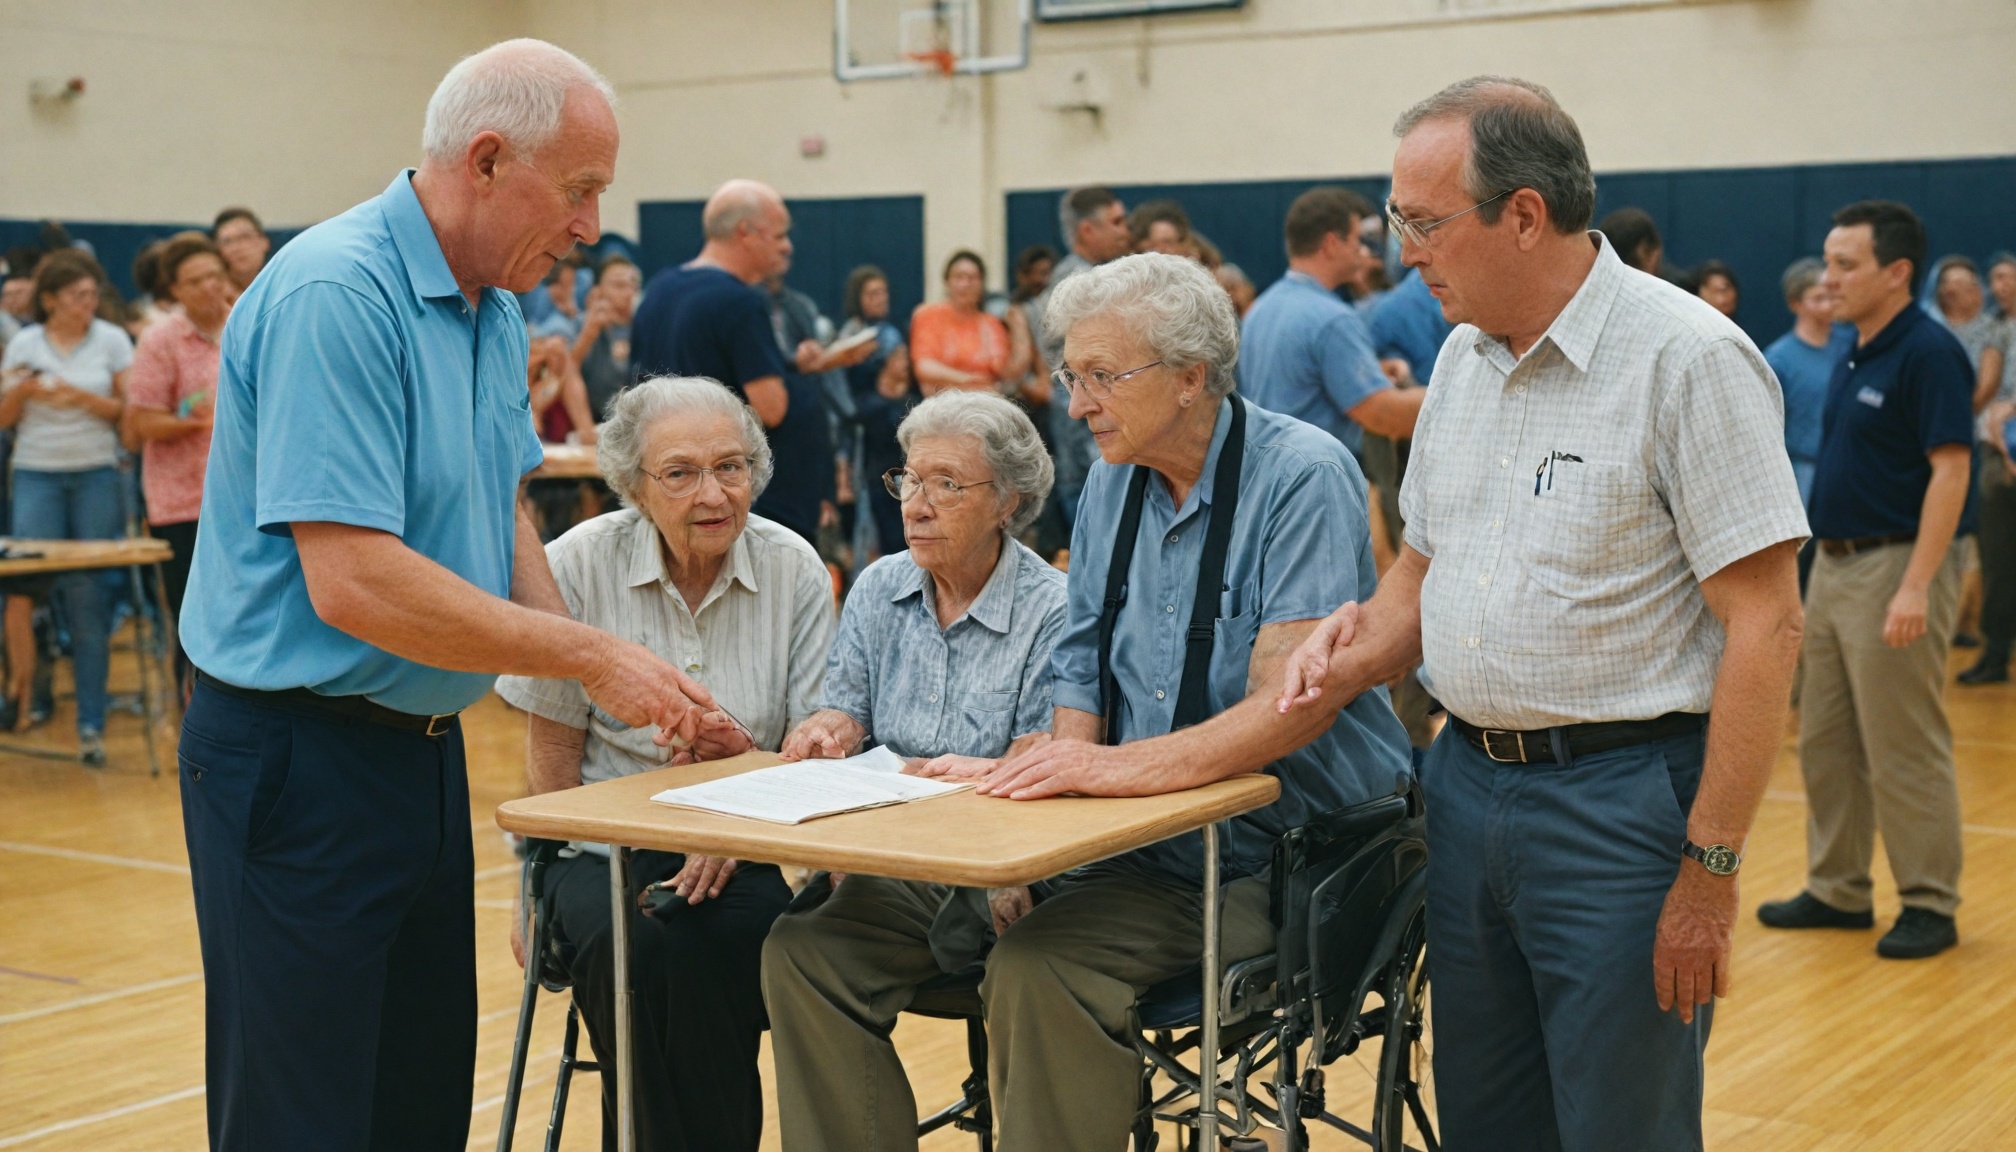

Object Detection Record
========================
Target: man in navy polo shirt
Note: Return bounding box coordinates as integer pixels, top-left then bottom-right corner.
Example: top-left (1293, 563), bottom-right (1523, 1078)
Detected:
top-left (1760, 200), bottom-right (1975, 960)
top-left (181, 42), bottom-right (722, 1151)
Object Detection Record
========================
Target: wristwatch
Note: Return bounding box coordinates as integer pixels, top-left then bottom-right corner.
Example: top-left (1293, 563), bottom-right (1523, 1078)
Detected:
top-left (1682, 839), bottom-right (1741, 877)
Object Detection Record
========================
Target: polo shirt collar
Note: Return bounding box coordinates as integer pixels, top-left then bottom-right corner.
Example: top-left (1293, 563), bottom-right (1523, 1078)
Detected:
top-left (890, 535), bottom-right (1020, 635)
top-left (1282, 269), bottom-right (1328, 293)
top-left (381, 170), bottom-right (464, 303)
top-left (1470, 231), bottom-right (1621, 375)
top-left (1855, 301), bottom-right (1925, 362)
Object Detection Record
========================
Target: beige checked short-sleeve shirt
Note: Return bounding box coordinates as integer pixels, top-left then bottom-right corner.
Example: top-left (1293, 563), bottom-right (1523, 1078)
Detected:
top-left (1399, 235), bottom-right (1809, 730)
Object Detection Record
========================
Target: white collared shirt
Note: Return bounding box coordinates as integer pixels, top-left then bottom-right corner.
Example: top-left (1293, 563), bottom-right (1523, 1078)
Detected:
top-left (495, 508), bottom-right (835, 784)
top-left (1399, 234), bottom-right (1809, 729)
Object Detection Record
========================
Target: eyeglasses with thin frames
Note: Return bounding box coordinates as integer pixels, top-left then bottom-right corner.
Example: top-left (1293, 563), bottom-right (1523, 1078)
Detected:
top-left (1051, 359), bottom-right (1165, 401)
top-left (882, 468), bottom-right (997, 508)
top-left (1385, 189), bottom-right (1514, 248)
top-left (642, 457), bottom-right (752, 500)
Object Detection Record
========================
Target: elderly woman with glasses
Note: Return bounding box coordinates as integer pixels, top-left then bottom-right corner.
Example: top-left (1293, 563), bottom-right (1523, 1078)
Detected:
top-left (761, 390), bottom-right (1071, 1146)
top-left (495, 374), bottom-right (835, 1152)
top-left (936, 252), bottom-right (1413, 1148)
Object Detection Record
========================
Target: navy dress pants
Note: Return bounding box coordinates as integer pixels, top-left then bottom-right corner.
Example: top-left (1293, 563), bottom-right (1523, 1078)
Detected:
top-left (1421, 724), bottom-right (1712, 1152)
top-left (179, 680), bottom-right (476, 1152)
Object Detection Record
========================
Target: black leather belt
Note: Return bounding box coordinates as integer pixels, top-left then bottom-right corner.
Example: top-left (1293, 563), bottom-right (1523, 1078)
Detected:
top-left (195, 669), bottom-right (460, 738)
top-left (1817, 533), bottom-right (1914, 557)
top-left (1450, 711), bottom-right (1705, 765)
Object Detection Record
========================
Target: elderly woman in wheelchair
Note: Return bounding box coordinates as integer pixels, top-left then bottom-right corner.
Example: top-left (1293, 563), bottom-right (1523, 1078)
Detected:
top-left (495, 375), bottom-right (836, 1152)
top-left (764, 254), bottom-right (1417, 1152)
top-left (761, 390), bottom-right (1069, 1140)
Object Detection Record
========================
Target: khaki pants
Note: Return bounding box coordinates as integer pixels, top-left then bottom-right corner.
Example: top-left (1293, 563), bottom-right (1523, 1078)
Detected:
top-left (762, 868), bottom-right (1272, 1151)
top-left (1798, 542), bottom-right (1964, 916)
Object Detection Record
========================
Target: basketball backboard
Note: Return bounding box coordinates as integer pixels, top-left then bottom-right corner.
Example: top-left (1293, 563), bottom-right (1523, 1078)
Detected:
top-left (833, 0), bottom-right (1032, 82)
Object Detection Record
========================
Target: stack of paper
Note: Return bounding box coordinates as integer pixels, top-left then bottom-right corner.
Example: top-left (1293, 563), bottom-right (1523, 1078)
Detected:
top-left (649, 746), bottom-right (970, 825)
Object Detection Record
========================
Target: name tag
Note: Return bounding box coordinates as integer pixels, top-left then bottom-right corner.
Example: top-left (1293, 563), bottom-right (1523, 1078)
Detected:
top-left (1856, 386), bottom-right (1885, 409)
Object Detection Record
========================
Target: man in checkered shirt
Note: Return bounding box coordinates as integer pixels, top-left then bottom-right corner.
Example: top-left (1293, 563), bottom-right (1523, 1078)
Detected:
top-left (1278, 77), bottom-right (1808, 1151)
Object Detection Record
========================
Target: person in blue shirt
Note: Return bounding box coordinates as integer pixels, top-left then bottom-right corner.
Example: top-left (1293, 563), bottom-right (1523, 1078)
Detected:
top-left (947, 254), bottom-right (1411, 1148)
top-left (177, 42), bottom-right (722, 1152)
top-left (1761, 201), bottom-right (1975, 962)
top-left (1764, 257), bottom-right (1856, 506)
top-left (1240, 187), bottom-right (1423, 460)
top-left (1370, 265), bottom-right (1455, 387)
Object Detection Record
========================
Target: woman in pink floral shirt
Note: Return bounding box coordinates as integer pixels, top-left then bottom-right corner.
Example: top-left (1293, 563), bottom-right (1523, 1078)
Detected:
top-left (123, 232), bottom-right (230, 694)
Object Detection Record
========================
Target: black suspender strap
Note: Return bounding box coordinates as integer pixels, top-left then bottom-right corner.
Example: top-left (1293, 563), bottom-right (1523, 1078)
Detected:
top-left (1096, 395), bottom-right (1248, 744)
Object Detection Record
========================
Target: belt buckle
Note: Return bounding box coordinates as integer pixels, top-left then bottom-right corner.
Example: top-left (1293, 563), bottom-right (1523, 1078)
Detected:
top-left (424, 713), bottom-right (456, 738)
top-left (1481, 729), bottom-right (1527, 763)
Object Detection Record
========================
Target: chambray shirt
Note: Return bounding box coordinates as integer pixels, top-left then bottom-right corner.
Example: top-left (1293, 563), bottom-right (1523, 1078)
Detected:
top-left (1400, 234), bottom-right (1809, 731)
top-left (1053, 398), bottom-right (1413, 888)
top-left (821, 538), bottom-right (1067, 759)
top-left (183, 171), bottom-right (544, 715)
top-left (1239, 271), bottom-right (1393, 459)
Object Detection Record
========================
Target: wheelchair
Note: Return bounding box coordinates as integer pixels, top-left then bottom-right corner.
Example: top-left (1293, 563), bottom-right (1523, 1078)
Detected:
top-left (494, 844), bottom-right (601, 1152)
top-left (906, 786), bottom-right (1434, 1151)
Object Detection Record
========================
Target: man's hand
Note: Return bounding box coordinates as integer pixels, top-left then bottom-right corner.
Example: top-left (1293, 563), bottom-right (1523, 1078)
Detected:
top-left (794, 339), bottom-right (825, 373)
top-left (576, 635), bottom-right (717, 748)
top-left (1882, 582), bottom-right (1931, 648)
top-left (975, 738), bottom-right (1163, 800)
top-left (1276, 602), bottom-right (1361, 713)
top-left (988, 886), bottom-right (1034, 935)
top-left (909, 753), bottom-right (998, 780)
top-left (668, 855), bottom-right (738, 904)
top-left (1652, 863), bottom-right (1737, 1025)
top-left (781, 710), bottom-right (866, 760)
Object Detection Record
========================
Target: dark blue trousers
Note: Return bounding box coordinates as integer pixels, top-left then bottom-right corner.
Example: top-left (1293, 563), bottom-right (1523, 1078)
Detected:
top-left (179, 680), bottom-right (476, 1152)
top-left (1421, 724), bottom-right (1712, 1152)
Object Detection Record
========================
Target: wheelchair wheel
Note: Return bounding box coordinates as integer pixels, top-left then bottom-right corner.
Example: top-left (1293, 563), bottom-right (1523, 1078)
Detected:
top-left (1373, 907), bottom-right (1436, 1152)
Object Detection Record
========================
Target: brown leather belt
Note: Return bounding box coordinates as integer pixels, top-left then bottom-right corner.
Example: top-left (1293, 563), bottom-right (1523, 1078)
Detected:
top-left (1449, 712), bottom-right (1706, 765)
top-left (1817, 533), bottom-right (1914, 557)
top-left (195, 669), bottom-right (460, 738)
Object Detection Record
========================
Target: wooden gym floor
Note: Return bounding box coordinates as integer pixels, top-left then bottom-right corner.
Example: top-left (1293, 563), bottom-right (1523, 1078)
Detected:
top-left (3, 636), bottom-right (2015, 1150)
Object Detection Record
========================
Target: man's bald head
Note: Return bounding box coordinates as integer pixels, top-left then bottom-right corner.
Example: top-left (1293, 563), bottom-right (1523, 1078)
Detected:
top-left (1392, 75), bottom-right (1595, 235)
top-left (703, 180), bottom-right (785, 240)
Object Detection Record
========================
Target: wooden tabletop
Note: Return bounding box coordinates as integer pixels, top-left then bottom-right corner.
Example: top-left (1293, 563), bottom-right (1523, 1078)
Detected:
top-left (0, 537), bottom-right (173, 577)
top-left (532, 443), bottom-right (600, 479)
top-left (495, 750), bottom-right (1282, 888)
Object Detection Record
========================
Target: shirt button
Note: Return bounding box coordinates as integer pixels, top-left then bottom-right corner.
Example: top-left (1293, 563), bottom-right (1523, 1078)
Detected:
top-left (1466, 637), bottom-right (1480, 649)
top-left (1165, 604), bottom-right (1176, 613)
top-left (1490, 518), bottom-right (1502, 529)
top-left (929, 693), bottom-right (939, 703)
top-left (1155, 689), bottom-right (1166, 700)
top-left (1498, 457), bottom-right (1510, 468)
top-left (1515, 384), bottom-right (1527, 395)
top-left (686, 663), bottom-right (700, 673)
top-left (1168, 534), bottom-right (1179, 544)
top-left (1477, 574), bottom-right (1490, 587)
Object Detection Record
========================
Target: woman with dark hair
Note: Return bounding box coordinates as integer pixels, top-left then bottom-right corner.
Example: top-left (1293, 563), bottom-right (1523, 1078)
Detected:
top-left (1597, 206), bottom-right (1663, 275)
top-left (0, 250), bottom-right (132, 763)
top-left (836, 264), bottom-right (913, 556)
top-left (908, 249), bottom-right (1032, 397)
top-left (1011, 244), bottom-right (1056, 305)
top-left (1695, 258), bottom-right (1740, 319)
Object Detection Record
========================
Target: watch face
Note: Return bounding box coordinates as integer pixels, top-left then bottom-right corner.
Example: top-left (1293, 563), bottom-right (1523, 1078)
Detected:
top-left (1701, 844), bottom-right (1740, 876)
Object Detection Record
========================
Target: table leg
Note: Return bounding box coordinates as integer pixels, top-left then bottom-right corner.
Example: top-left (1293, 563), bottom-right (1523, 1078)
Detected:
top-left (609, 845), bottom-right (636, 1152)
top-left (1199, 821), bottom-right (1221, 1152)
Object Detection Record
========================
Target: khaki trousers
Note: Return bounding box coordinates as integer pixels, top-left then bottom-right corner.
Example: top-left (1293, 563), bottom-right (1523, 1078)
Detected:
top-left (1798, 542), bottom-right (1964, 916)
top-left (762, 868), bottom-right (1272, 1152)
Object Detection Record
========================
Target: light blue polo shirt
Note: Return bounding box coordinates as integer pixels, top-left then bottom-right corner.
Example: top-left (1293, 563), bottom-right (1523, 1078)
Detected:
top-left (182, 171), bottom-right (543, 715)
top-left (1052, 398), bottom-right (1413, 888)
top-left (1239, 270), bottom-right (1393, 459)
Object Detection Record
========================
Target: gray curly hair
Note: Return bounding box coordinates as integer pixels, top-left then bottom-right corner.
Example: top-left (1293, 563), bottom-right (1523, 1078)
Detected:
top-left (896, 391), bottom-right (1054, 535)
top-left (1042, 252), bottom-right (1240, 397)
top-left (596, 376), bottom-right (774, 508)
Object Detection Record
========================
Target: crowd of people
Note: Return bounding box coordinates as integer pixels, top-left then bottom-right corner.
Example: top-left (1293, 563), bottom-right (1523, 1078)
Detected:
top-left (10, 33), bottom-right (2002, 1152)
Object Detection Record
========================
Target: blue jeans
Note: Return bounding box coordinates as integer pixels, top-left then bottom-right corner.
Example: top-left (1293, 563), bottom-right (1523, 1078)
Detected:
top-left (11, 466), bottom-right (125, 734)
top-left (1421, 723), bottom-right (1712, 1152)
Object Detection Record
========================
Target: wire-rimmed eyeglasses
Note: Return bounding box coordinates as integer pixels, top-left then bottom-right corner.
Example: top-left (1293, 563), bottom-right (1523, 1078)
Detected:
top-left (641, 457), bottom-right (752, 500)
top-left (882, 468), bottom-right (997, 508)
top-left (1385, 189), bottom-right (1513, 248)
top-left (1051, 359), bottom-right (1165, 401)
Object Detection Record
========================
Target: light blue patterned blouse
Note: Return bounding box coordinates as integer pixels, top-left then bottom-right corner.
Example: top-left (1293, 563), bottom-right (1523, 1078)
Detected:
top-left (822, 537), bottom-right (1067, 759)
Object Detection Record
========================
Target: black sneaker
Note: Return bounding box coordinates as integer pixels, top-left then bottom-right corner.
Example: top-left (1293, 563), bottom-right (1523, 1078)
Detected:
top-left (1757, 891), bottom-right (1874, 929)
top-left (1877, 908), bottom-right (1957, 959)
top-left (1952, 631), bottom-right (1982, 649)
top-left (1956, 658), bottom-right (2009, 685)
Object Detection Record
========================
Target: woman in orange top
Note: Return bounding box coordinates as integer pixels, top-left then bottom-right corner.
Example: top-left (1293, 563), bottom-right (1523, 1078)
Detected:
top-left (909, 249), bottom-right (1033, 398)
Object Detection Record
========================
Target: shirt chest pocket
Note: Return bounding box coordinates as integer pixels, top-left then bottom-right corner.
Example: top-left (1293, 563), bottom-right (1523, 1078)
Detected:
top-left (1206, 580), bottom-right (1261, 709)
top-left (943, 688), bottom-right (1020, 758)
top-left (1520, 460), bottom-right (1656, 602)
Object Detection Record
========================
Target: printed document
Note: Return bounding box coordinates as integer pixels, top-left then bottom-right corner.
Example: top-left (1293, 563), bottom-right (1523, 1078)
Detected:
top-left (649, 746), bottom-right (968, 824)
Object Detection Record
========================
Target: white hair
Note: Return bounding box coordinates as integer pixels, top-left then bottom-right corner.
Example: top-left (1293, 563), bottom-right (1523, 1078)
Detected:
top-left (896, 391), bottom-right (1054, 535)
top-left (1043, 252), bottom-right (1241, 397)
top-left (597, 376), bottom-right (774, 508)
top-left (421, 39), bottom-right (616, 163)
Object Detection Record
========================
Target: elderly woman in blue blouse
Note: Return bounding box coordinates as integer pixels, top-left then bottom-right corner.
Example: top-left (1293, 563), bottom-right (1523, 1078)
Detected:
top-left (762, 389), bottom-right (1068, 1147)
top-left (496, 374), bottom-right (835, 1152)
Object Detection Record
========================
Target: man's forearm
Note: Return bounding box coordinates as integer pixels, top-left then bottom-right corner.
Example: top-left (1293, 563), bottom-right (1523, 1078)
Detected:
top-left (1900, 453), bottom-right (1970, 594)
top-left (511, 505), bottom-right (571, 617)
top-left (1325, 548), bottom-right (1427, 703)
top-left (1052, 706), bottom-right (1104, 744)
top-left (1691, 542), bottom-right (1804, 851)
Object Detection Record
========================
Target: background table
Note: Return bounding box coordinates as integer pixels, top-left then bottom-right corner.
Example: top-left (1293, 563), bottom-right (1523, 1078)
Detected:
top-left (0, 537), bottom-right (175, 775)
top-left (495, 749), bottom-right (1280, 1152)
top-left (531, 443), bottom-right (599, 479)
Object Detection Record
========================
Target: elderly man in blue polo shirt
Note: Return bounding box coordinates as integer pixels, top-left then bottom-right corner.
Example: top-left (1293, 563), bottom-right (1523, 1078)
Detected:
top-left (178, 41), bottom-right (723, 1152)
top-left (1759, 201), bottom-right (1977, 960)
